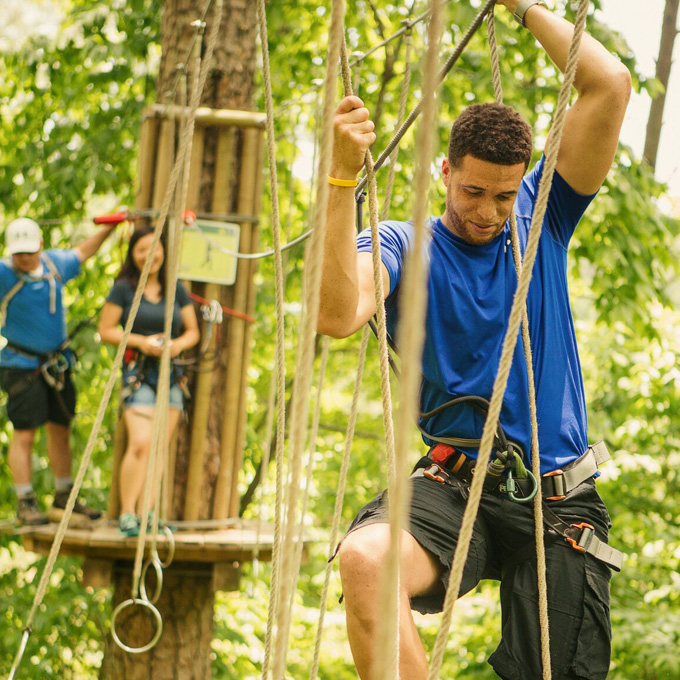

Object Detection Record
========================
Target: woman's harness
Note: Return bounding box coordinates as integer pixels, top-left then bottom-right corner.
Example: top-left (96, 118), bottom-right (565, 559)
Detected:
top-left (121, 348), bottom-right (191, 403)
top-left (411, 395), bottom-right (623, 572)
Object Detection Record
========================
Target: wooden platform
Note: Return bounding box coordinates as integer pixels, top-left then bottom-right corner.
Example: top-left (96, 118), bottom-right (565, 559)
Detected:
top-left (1, 518), bottom-right (276, 564)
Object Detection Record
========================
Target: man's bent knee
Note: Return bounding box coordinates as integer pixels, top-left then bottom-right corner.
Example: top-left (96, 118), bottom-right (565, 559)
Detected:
top-left (339, 524), bottom-right (391, 587)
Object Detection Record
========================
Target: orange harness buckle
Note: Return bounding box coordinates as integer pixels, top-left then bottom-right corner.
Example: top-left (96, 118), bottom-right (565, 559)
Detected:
top-left (565, 522), bottom-right (595, 553)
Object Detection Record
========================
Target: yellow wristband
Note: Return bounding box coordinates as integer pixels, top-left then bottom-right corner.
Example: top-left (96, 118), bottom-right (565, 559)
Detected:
top-left (328, 175), bottom-right (358, 187)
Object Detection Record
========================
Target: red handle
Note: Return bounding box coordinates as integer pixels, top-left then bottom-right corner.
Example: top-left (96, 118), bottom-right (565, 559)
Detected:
top-left (93, 212), bottom-right (128, 225)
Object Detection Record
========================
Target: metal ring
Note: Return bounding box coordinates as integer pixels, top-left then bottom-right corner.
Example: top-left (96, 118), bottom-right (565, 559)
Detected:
top-left (159, 525), bottom-right (176, 568)
top-left (140, 557), bottom-right (164, 604)
top-left (110, 598), bottom-right (163, 654)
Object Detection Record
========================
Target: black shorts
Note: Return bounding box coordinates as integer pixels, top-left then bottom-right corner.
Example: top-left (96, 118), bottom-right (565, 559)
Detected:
top-left (0, 366), bottom-right (76, 429)
top-left (346, 472), bottom-right (613, 680)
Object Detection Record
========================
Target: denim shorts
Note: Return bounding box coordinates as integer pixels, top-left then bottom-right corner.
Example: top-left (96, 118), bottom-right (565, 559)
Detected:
top-left (346, 471), bottom-right (613, 680)
top-left (122, 366), bottom-right (184, 411)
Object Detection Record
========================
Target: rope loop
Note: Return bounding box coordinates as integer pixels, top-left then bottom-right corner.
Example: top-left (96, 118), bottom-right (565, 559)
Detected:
top-left (110, 598), bottom-right (163, 654)
top-left (140, 556), bottom-right (165, 605)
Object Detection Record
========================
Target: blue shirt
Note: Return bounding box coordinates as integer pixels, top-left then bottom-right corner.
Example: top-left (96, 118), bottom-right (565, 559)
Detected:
top-left (357, 157), bottom-right (596, 473)
top-left (0, 250), bottom-right (81, 369)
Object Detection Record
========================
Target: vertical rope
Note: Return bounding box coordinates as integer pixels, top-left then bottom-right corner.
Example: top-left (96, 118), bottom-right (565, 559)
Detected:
top-left (7, 3), bottom-right (222, 676)
top-left (270, 1), bottom-right (347, 676)
top-left (487, 10), bottom-right (551, 679)
top-left (339, 28), bottom-right (403, 679)
top-left (309, 327), bottom-right (370, 680)
top-left (380, 31), bottom-right (413, 223)
top-left (288, 336), bottom-right (331, 623)
top-left (256, 0), bottom-right (289, 675)
top-left (428, 2), bottom-right (590, 678)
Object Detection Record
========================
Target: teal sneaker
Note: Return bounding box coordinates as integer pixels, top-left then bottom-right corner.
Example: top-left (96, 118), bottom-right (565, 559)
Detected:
top-left (118, 512), bottom-right (141, 537)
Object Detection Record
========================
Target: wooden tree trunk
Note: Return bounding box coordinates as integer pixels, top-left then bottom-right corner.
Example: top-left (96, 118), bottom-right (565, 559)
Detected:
top-left (100, 564), bottom-right (215, 680)
top-left (643, 0), bottom-right (680, 170)
top-left (100, 1), bottom-right (258, 677)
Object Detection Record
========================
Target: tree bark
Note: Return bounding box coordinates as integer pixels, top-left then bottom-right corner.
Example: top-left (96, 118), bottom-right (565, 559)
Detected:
top-left (643, 0), bottom-right (680, 170)
top-left (100, 563), bottom-right (215, 680)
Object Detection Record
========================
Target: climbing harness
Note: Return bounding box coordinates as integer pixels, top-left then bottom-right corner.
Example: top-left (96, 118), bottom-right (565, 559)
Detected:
top-left (0, 252), bottom-right (63, 326)
top-left (411, 438), bottom-right (623, 571)
top-left (121, 349), bottom-right (191, 403)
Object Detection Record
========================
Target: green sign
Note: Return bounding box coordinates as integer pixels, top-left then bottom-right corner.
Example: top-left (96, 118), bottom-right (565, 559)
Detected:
top-left (179, 219), bottom-right (240, 285)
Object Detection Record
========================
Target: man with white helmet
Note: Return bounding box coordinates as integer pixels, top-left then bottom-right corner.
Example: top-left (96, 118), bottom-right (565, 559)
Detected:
top-left (1, 217), bottom-right (118, 526)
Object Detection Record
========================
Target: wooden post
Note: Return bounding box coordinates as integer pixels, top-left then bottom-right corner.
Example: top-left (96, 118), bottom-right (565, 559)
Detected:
top-left (213, 128), bottom-right (262, 518)
top-left (135, 116), bottom-right (160, 211)
top-left (152, 116), bottom-right (176, 211)
top-left (184, 127), bottom-right (236, 520)
top-left (229, 130), bottom-right (265, 516)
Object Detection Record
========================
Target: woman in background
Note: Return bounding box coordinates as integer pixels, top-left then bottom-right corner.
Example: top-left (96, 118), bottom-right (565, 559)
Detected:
top-left (98, 226), bottom-right (199, 536)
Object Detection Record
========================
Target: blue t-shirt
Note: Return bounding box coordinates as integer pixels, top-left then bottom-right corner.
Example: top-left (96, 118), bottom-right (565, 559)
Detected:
top-left (0, 250), bottom-right (81, 369)
top-left (357, 156), bottom-right (596, 473)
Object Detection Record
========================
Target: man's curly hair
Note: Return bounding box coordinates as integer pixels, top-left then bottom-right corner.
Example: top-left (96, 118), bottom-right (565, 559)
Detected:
top-left (448, 103), bottom-right (533, 169)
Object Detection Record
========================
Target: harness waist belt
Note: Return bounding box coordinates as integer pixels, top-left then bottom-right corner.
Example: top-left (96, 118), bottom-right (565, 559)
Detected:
top-left (541, 440), bottom-right (610, 500)
top-left (430, 440), bottom-right (610, 500)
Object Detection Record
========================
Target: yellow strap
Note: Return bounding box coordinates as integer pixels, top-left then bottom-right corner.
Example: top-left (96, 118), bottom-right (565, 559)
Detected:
top-left (327, 175), bottom-right (357, 187)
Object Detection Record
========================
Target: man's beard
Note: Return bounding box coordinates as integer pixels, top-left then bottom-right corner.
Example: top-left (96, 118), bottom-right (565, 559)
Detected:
top-left (444, 202), bottom-right (505, 245)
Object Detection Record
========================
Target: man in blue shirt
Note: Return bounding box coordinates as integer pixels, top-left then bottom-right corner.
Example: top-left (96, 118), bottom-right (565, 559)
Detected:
top-left (318, 2), bottom-right (632, 679)
top-left (1, 217), bottom-right (118, 526)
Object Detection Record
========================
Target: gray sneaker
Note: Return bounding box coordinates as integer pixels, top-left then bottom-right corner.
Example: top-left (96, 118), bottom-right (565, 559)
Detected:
top-left (17, 494), bottom-right (49, 527)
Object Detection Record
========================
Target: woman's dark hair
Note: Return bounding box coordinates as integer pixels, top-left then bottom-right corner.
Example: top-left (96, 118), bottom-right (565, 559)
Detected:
top-left (448, 103), bottom-right (533, 170)
top-left (116, 225), bottom-right (167, 296)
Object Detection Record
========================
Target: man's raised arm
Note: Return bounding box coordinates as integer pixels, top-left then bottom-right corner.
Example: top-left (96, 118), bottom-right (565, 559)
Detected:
top-left (317, 95), bottom-right (390, 339)
top-left (497, 1), bottom-right (632, 195)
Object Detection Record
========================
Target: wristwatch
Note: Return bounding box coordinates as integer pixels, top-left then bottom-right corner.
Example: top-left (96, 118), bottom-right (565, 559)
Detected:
top-left (513, 0), bottom-right (548, 26)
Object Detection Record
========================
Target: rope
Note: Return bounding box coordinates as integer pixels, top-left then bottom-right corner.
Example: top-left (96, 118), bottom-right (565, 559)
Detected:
top-left (269, 0), bottom-right (345, 665)
top-left (487, 8), bottom-right (551, 678)
top-left (309, 327), bottom-right (370, 680)
top-left (252, 110), bottom-right (299, 580)
top-left (275, 0), bottom-right (454, 115)
top-left (338, 29), bottom-right (403, 679)
top-left (129, 0), bottom-right (223, 604)
top-left (256, 0), bottom-right (290, 674)
top-left (370, 0), bottom-right (445, 677)
top-left (289, 337), bottom-right (331, 627)
top-left (6, 6), bottom-right (221, 672)
top-left (355, 0), bottom-right (497, 196)
top-left (380, 30), bottom-right (413, 222)
top-left (427, 2), bottom-right (590, 677)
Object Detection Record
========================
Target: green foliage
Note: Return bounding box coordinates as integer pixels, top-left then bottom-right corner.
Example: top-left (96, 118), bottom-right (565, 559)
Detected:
top-left (1, 0), bottom-right (680, 678)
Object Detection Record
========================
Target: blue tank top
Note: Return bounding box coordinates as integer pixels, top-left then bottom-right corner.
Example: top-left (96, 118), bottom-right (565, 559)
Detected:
top-left (356, 156), bottom-right (597, 473)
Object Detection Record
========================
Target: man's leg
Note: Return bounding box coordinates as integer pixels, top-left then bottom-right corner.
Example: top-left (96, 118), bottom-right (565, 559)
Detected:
top-left (339, 523), bottom-right (442, 680)
top-left (8, 428), bottom-right (37, 486)
top-left (45, 421), bottom-right (72, 480)
top-left (9, 429), bottom-right (50, 526)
